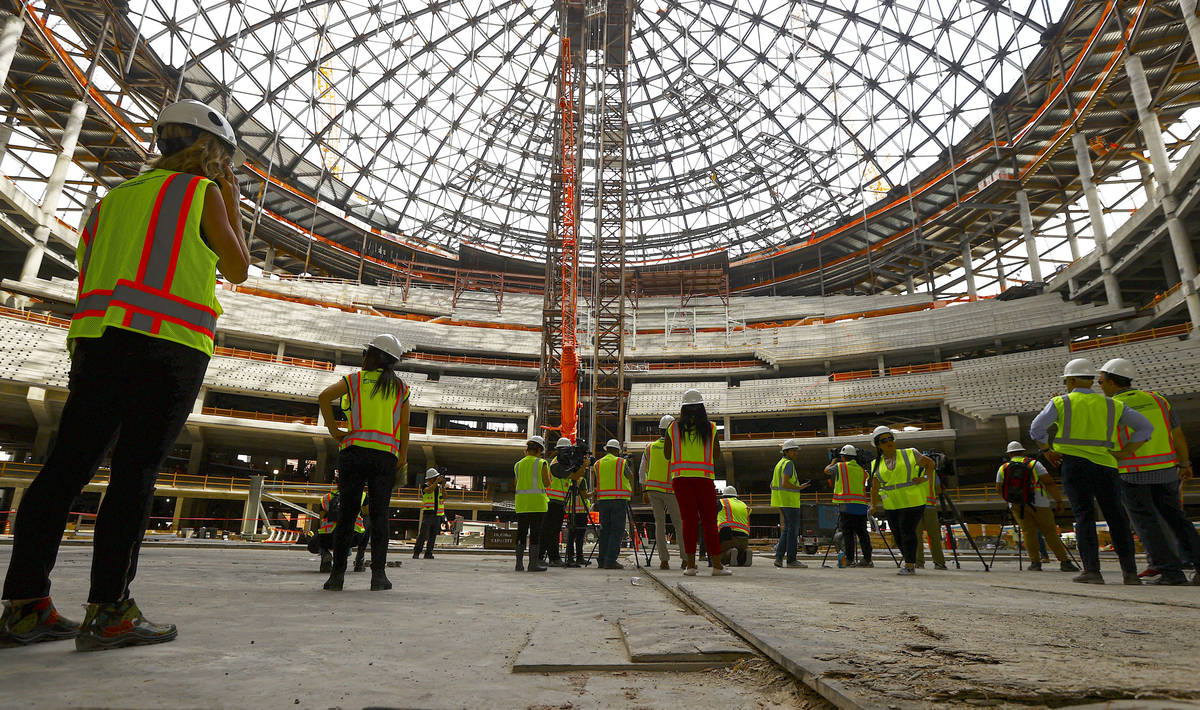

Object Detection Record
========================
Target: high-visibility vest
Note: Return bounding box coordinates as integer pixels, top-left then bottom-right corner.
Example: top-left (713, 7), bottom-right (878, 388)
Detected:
top-left (770, 457), bottom-right (801, 508)
top-left (1050, 390), bottom-right (1124, 468)
top-left (595, 454), bottom-right (631, 500)
top-left (666, 421), bottom-right (717, 479)
top-left (832, 461), bottom-right (870, 505)
top-left (873, 448), bottom-right (926, 510)
top-left (570, 481), bottom-right (590, 513)
top-left (546, 472), bottom-right (570, 503)
top-left (514, 455), bottom-right (550, 513)
top-left (1113, 389), bottom-right (1177, 474)
top-left (421, 485), bottom-right (446, 515)
top-left (317, 491), bottom-right (366, 534)
top-left (68, 169), bottom-right (222, 356)
top-left (644, 439), bottom-right (673, 493)
top-left (717, 497), bottom-right (750, 535)
top-left (340, 370), bottom-right (409, 456)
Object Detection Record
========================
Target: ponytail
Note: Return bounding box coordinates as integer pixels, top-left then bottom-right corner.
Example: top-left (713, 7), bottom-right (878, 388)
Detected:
top-left (365, 346), bottom-right (401, 400)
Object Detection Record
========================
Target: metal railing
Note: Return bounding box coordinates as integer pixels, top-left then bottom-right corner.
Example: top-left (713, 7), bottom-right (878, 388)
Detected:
top-left (1069, 323), bottom-right (1192, 352)
top-left (201, 407), bottom-right (319, 427)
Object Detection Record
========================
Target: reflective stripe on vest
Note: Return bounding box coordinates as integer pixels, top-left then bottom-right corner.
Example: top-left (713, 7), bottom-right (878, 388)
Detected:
top-left (340, 370), bottom-right (409, 455)
top-left (770, 457), bottom-right (802, 508)
top-left (832, 461), bottom-right (870, 505)
top-left (874, 449), bottom-right (925, 509)
top-left (547, 474), bottom-right (570, 502)
top-left (515, 455), bottom-right (549, 512)
top-left (595, 454), bottom-right (631, 500)
top-left (1051, 390), bottom-right (1122, 467)
top-left (644, 438), bottom-right (672, 492)
top-left (717, 498), bottom-right (750, 535)
top-left (667, 421), bottom-right (717, 478)
top-left (1114, 390), bottom-right (1178, 472)
top-left (421, 487), bottom-right (445, 515)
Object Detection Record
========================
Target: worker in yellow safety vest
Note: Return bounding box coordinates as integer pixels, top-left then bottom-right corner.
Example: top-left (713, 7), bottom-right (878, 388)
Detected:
top-left (593, 439), bottom-right (633, 570)
top-left (717, 487), bottom-right (753, 567)
top-left (823, 445), bottom-right (872, 568)
top-left (414, 468), bottom-right (446, 561)
top-left (868, 427), bottom-right (936, 575)
top-left (640, 414), bottom-right (684, 570)
top-left (771, 439), bottom-right (811, 569)
top-left (558, 437), bottom-right (594, 568)
top-left (1031, 358), bottom-right (1152, 585)
top-left (318, 333), bottom-right (410, 592)
top-left (1098, 358), bottom-right (1199, 585)
top-left (539, 435), bottom-right (574, 567)
top-left (514, 436), bottom-right (552, 572)
top-left (1, 100), bottom-right (250, 652)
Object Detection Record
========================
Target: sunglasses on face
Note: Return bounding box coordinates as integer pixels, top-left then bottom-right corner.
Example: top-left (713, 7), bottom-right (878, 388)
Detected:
top-left (877, 436), bottom-right (895, 444)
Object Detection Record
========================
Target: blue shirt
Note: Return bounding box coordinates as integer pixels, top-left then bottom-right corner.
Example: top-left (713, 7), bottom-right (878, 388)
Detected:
top-left (1029, 386), bottom-right (1154, 445)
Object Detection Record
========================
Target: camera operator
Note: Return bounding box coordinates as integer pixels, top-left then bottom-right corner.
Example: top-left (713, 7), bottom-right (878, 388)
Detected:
top-left (824, 445), bottom-right (872, 568)
top-left (413, 469), bottom-right (445, 560)
top-left (550, 438), bottom-right (592, 567)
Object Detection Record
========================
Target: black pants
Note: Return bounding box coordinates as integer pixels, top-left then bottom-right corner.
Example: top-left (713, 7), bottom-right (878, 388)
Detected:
top-left (516, 511), bottom-right (543, 549)
top-left (1060, 455), bottom-right (1137, 574)
top-left (414, 511), bottom-right (440, 556)
top-left (332, 446), bottom-right (396, 573)
top-left (3, 328), bottom-right (208, 603)
top-left (540, 501), bottom-right (565, 561)
top-left (885, 505), bottom-right (925, 565)
top-left (566, 512), bottom-right (587, 561)
top-left (839, 512), bottom-right (872, 562)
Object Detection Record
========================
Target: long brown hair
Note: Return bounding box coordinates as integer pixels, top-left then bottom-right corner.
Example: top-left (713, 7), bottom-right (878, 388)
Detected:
top-left (150, 125), bottom-right (231, 179)
top-left (677, 403), bottom-right (712, 445)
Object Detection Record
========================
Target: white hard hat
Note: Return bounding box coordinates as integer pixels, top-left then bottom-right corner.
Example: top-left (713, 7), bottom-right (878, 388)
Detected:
top-left (781, 438), bottom-right (801, 452)
top-left (658, 414), bottom-right (675, 430)
top-left (839, 444), bottom-right (857, 456)
top-left (366, 333), bottom-right (404, 361)
top-left (871, 425), bottom-right (897, 443)
top-left (155, 100), bottom-right (246, 165)
top-left (681, 388), bottom-right (704, 406)
top-left (425, 468), bottom-right (441, 480)
top-left (605, 439), bottom-right (621, 451)
top-left (527, 435), bottom-right (546, 450)
top-left (556, 437), bottom-right (572, 448)
top-left (1099, 358), bottom-right (1136, 381)
top-left (723, 486), bottom-right (738, 496)
top-left (1062, 358), bottom-right (1097, 379)
top-left (1005, 441), bottom-right (1026, 454)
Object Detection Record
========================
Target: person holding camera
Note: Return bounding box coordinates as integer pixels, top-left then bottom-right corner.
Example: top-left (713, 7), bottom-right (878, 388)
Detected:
top-left (868, 427), bottom-right (935, 575)
top-left (994, 441), bottom-right (1077, 572)
top-left (824, 445), bottom-right (872, 568)
top-left (593, 440), bottom-right (633, 569)
top-left (514, 436), bottom-right (552, 572)
top-left (772, 439), bottom-right (811, 569)
top-left (538, 459), bottom-right (570, 568)
top-left (414, 468), bottom-right (446, 560)
top-left (667, 389), bottom-right (730, 576)
top-left (0, 101), bottom-right (251, 651)
top-left (640, 415), bottom-right (684, 570)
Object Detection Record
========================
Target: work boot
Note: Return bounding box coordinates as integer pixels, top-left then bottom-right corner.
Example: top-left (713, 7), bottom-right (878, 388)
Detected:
top-left (370, 569), bottom-right (392, 591)
top-left (515, 545), bottom-right (525, 572)
top-left (411, 547), bottom-right (421, 560)
top-left (527, 545), bottom-right (548, 572)
top-left (353, 556), bottom-right (366, 573)
top-left (563, 558), bottom-right (581, 568)
top-left (659, 560), bottom-right (670, 570)
top-left (786, 561), bottom-right (807, 569)
top-left (933, 563), bottom-right (948, 570)
top-left (897, 566), bottom-right (916, 576)
top-left (603, 561), bottom-right (625, 570)
top-left (1123, 572), bottom-right (1143, 586)
top-left (319, 551), bottom-right (332, 573)
top-left (1151, 571), bottom-right (1188, 586)
top-left (1027, 562), bottom-right (1043, 571)
top-left (323, 556), bottom-right (347, 591)
top-left (855, 559), bottom-right (874, 568)
top-left (1072, 570), bottom-right (1104, 585)
top-left (0, 597), bottom-right (79, 648)
top-left (423, 552), bottom-right (435, 560)
top-left (1060, 560), bottom-right (1080, 572)
top-left (76, 599), bottom-right (176, 652)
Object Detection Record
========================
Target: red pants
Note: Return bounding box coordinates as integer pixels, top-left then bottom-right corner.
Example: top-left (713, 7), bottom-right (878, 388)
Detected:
top-left (672, 477), bottom-right (720, 562)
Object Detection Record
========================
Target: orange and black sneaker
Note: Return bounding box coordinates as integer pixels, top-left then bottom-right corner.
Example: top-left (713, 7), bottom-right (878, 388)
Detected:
top-left (0, 597), bottom-right (80, 647)
top-left (75, 599), bottom-right (177, 652)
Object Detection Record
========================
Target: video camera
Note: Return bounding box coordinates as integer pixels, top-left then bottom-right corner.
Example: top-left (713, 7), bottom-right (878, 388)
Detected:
top-left (920, 450), bottom-right (949, 475)
top-left (827, 447), bottom-right (873, 469)
top-left (551, 438), bottom-right (591, 479)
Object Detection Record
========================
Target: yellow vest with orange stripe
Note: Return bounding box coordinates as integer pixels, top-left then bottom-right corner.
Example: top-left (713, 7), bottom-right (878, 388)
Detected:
top-left (69, 169), bottom-right (222, 356)
top-left (717, 497), bottom-right (750, 535)
top-left (832, 461), bottom-right (869, 505)
top-left (644, 438), bottom-right (672, 493)
top-left (340, 370), bottom-right (409, 456)
top-left (594, 454), bottom-right (631, 500)
top-left (1113, 389), bottom-right (1177, 473)
top-left (666, 421), bottom-right (717, 479)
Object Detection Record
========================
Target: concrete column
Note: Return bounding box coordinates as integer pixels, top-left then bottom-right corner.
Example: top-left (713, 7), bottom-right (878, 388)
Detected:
top-left (722, 415), bottom-right (731, 441)
top-left (993, 238), bottom-right (1007, 292)
top-left (75, 185), bottom-right (99, 232)
top-left (528, 413), bottom-right (536, 438)
top-left (961, 242), bottom-right (977, 300)
top-left (1177, 0), bottom-right (1200, 62)
top-left (1063, 213), bottom-right (1081, 262)
top-left (1163, 250), bottom-right (1180, 287)
top-left (1015, 190), bottom-right (1043, 283)
top-left (0, 113), bottom-right (15, 159)
top-left (263, 246), bottom-right (275, 275)
top-left (31, 426), bottom-right (55, 463)
top-left (171, 497), bottom-right (187, 530)
top-left (722, 449), bottom-right (735, 484)
top-left (312, 436), bottom-right (330, 482)
top-left (22, 100), bottom-right (89, 281)
top-left (1136, 153), bottom-right (1157, 203)
top-left (940, 404), bottom-right (952, 430)
top-left (1004, 415), bottom-right (1022, 444)
top-left (825, 410), bottom-right (835, 437)
top-left (876, 354), bottom-right (886, 374)
top-left (905, 273), bottom-right (915, 295)
top-left (276, 341), bottom-right (286, 357)
top-left (241, 475), bottom-right (265, 537)
top-left (3, 486), bottom-right (25, 534)
top-left (192, 387), bottom-right (207, 415)
top-left (186, 435), bottom-right (204, 475)
top-left (1071, 131), bottom-right (1123, 307)
top-left (0, 15), bottom-right (24, 91)
top-left (1126, 53), bottom-right (1200, 329)
top-left (425, 409), bottom-right (435, 435)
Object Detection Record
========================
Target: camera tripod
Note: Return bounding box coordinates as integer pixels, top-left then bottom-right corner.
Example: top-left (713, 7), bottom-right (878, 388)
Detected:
top-left (561, 479), bottom-right (602, 567)
top-left (937, 489), bottom-right (990, 570)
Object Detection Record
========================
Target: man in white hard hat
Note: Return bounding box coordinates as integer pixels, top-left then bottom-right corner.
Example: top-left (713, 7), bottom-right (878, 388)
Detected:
top-left (771, 439), bottom-right (811, 568)
top-left (994, 442), bottom-right (1077, 572)
top-left (413, 468), bottom-right (446, 560)
top-left (535, 435), bottom-right (572, 568)
top-left (1030, 358), bottom-right (1153, 585)
top-left (1097, 358), bottom-right (1199, 585)
top-left (639, 415), bottom-right (684, 569)
top-left (592, 439), bottom-right (633, 569)
top-left (824, 445), bottom-right (872, 567)
top-left (716, 487), bottom-right (753, 567)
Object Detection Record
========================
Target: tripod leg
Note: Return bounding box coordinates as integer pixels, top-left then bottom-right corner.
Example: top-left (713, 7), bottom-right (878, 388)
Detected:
top-left (869, 514), bottom-right (900, 567)
top-left (989, 521), bottom-right (1003, 569)
top-left (1013, 508), bottom-right (1023, 571)
top-left (626, 501), bottom-right (642, 570)
top-left (942, 492), bottom-right (990, 571)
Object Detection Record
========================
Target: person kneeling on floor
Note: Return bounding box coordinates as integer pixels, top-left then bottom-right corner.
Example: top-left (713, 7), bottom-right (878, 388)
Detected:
top-left (717, 487), bottom-right (753, 567)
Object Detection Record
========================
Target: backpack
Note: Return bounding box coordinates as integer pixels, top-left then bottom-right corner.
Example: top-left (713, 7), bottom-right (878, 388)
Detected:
top-left (1000, 459), bottom-right (1036, 508)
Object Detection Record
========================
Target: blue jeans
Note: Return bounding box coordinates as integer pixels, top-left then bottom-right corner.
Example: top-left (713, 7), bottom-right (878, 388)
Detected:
top-left (1120, 477), bottom-right (1200, 575)
top-left (595, 500), bottom-right (627, 566)
top-left (776, 507), bottom-right (800, 563)
top-left (1060, 456), bottom-right (1137, 574)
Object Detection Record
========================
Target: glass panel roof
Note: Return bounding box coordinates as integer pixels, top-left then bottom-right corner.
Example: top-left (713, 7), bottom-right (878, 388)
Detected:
top-left (136, 0), bottom-right (1065, 263)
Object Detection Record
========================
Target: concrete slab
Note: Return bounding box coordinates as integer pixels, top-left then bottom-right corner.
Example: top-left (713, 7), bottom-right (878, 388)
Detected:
top-left (617, 611), bottom-right (754, 663)
top-left (513, 615), bottom-right (729, 672)
top-left (0, 547), bottom-right (830, 709)
top-left (643, 560), bottom-right (1200, 709)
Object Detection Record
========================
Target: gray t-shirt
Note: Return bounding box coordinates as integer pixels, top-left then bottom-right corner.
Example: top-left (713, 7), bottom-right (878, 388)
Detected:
top-left (995, 459), bottom-right (1051, 508)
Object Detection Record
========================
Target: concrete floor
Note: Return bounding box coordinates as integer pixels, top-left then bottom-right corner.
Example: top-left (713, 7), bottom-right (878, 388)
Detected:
top-left (0, 545), bottom-right (824, 709)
